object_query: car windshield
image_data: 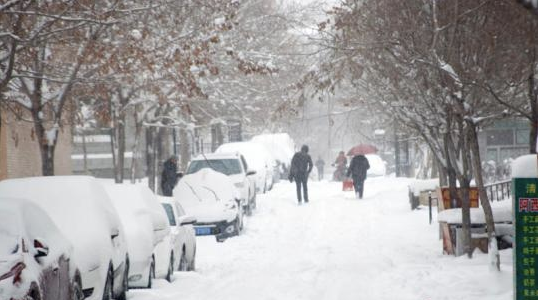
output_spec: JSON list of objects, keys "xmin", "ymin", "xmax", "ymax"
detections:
[
  {"xmin": 161, "ymin": 203, "xmax": 176, "ymax": 226},
  {"xmin": 187, "ymin": 159, "xmax": 242, "ymax": 175}
]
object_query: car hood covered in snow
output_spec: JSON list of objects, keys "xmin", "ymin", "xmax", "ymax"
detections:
[{"xmin": 173, "ymin": 168, "xmax": 239, "ymax": 223}]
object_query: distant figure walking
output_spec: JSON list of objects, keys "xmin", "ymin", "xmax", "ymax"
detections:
[
  {"xmin": 289, "ymin": 145, "xmax": 313, "ymax": 204},
  {"xmin": 346, "ymin": 154, "xmax": 370, "ymax": 199},
  {"xmin": 161, "ymin": 156, "xmax": 179, "ymax": 196},
  {"xmin": 333, "ymin": 151, "xmax": 347, "ymax": 181},
  {"xmin": 315, "ymin": 157, "xmax": 325, "ymax": 180}
]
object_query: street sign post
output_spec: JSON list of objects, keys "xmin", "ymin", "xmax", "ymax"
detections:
[{"xmin": 514, "ymin": 177, "xmax": 538, "ymax": 299}]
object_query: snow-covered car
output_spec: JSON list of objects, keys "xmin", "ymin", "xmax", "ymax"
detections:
[
  {"xmin": 365, "ymin": 154, "xmax": 387, "ymax": 177},
  {"xmin": 186, "ymin": 152, "xmax": 257, "ymax": 215},
  {"xmin": 0, "ymin": 176, "xmax": 129, "ymax": 300},
  {"xmin": 174, "ymin": 168, "xmax": 243, "ymax": 242},
  {"xmin": 215, "ymin": 142, "xmax": 275, "ymax": 193},
  {"xmin": 0, "ymin": 198, "xmax": 83, "ymax": 300},
  {"xmin": 111, "ymin": 185, "xmax": 172, "ymax": 284},
  {"xmin": 159, "ymin": 196, "xmax": 197, "ymax": 271},
  {"xmin": 251, "ymin": 133, "xmax": 295, "ymax": 184},
  {"xmin": 103, "ymin": 184, "xmax": 169, "ymax": 288}
]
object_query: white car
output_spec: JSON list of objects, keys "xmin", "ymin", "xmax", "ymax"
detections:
[
  {"xmin": 186, "ymin": 152, "xmax": 257, "ymax": 215},
  {"xmin": 103, "ymin": 184, "xmax": 168, "ymax": 288},
  {"xmin": 159, "ymin": 196, "xmax": 197, "ymax": 271},
  {"xmin": 365, "ymin": 154, "xmax": 387, "ymax": 177},
  {"xmin": 174, "ymin": 168, "xmax": 243, "ymax": 242},
  {"xmin": 0, "ymin": 176, "xmax": 129, "ymax": 300},
  {"xmin": 126, "ymin": 186, "xmax": 172, "ymax": 284},
  {"xmin": 0, "ymin": 198, "xmax": 83, "ymax": 300},
  {"xmin": 216, "ymin": 142, "xmax": 275, "ymax": 193}
]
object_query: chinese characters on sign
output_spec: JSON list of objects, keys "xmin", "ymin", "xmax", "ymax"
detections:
[{"xmin": 515, "ymin": 179, "xmax": 538, "ymax": 299}]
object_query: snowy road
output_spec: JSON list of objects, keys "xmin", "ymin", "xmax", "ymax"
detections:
[{"xmin": 130, "ymin": 177, "xmax": 512, "ymax": 300}]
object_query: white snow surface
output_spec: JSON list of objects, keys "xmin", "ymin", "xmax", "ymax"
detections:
[
  {"xmin": 512, "ymin": 154, "xmax": 538, "ymax": 178},
  {"xmin": 437, "ymin": 200, "xmax": 512, "ymax": 224},
  {"xmin": 129, "ymin": 177, "xmax": 512, "ymax": 300},
  {"xmin": 408, "ymin": 178, "xmax": 439, "ymax": 196}
]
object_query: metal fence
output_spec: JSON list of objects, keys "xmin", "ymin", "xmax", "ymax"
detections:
[{"xmin": 484, "ymin": 180, "xmax": 511, "ymax": 202}]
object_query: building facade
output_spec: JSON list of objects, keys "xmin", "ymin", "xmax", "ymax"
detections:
[{"xmin": 0, "ymin": 107, "xmax": 72, "ymax": 180}]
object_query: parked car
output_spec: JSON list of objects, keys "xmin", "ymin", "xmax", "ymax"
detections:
[
  {"xmin": 0, "ymin": 198, "xmax": 83, "ymax": 300},
  {"xmin": 103, "ymin": 184, "xmax": 165, "ymax": 288},
  {"xmin": 186, "ymin": 152, "xmax": 257, "ymax": 215},
  {"xmin": 365, "ymin": 154, "xmax": 387, "ymax": 177},
  {"xmin": 133, "ymin": 186, "xmax": 173, "ymax": 283},
  {"xmin": 0, "ymin": 176, "xmax": 129, "ymax": 300},
  {"xmin": 159, "ymin": 196, "xmax": 197, "ymax": 271},
  {"xmin": 215, "ymin": 142, "xmax": 275, "ymax": 193},
  {"xmin": 174, "ymin": 168, "xmax": 243, "ymax": 242}
]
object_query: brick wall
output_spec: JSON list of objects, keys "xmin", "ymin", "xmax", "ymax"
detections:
[{"xmin": 0, "ymin": 107, "xmax": 72, "ymax": 179}]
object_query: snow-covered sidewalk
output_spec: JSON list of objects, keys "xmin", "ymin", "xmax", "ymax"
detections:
[{"xmin": 129, "ymin": 177, "xmax": 512, "ymax": 300}]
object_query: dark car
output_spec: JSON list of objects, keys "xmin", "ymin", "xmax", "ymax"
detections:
[{"xmin": 0, "ymin": 198, "xmax": 83, "ymax": 300}]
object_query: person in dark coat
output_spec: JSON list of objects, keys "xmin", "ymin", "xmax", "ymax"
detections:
[
  {"xmin": 346, "ymin": 154, "xmax": 370, "ymax": 199},
  {"xmin": 289, "ymin": 145, "xmax": 313, "ymax": 204},
  {"xmin": 315, "ymin": 156, "xmax": 325, "ymax": 180},
  {"xmin": 161, "ymin": 156, "xmax": 179, "ymax": 197}
]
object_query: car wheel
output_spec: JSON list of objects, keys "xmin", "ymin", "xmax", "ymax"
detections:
[
  {"xmin": 102, "ymin": 266, "xmax": 113, "ymax": 300},
  {"xmin": 117, "ymin": 259, "xmax": 129, "ymax": 300},
  {"xmin": 234, "ymin": 218, "xmax": 241, "ymax": 236},
  {"xmin": 147, "ymin": 257, "xmax": 155, "ymax": 289},
  {"xmin": 26, "ymin": 283, "xmax": 41, "ymax": 300},
  {"xmin": 245, "ymin": 203, "xmax": 252, "ymax": 216},
  {"xmin": 71, "ymin": 277, "xmax": 84, "ymax": 300},
  {"xmin": 188, "ymin": 247, "xmax": 196, "ymax": 271},
  {"xmin": 166, "ymin": 252, "xmax": 174, "ymax": 282},
  {"xmin": 179, "ymin": 249, "xmax": 189, "ymax": 271}
]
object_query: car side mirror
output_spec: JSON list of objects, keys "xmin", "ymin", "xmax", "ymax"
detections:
[
  {"xmin": 177, "ymin": 172, "xmax": 184, "ymax": 179},
  {"xmin": 246, "ymin": 170, "xmax": 256, "ymax": 176},
  {"xmin": 111, "ymin": 228, "xmax": 120, "ymax": 240},
  {"xmin": 34, "ymin": 238, "xmax": 49, "ymax": 258},
  {"xmin": 179, "ymin": 216, "xmax": 197, "ymax": 226}
]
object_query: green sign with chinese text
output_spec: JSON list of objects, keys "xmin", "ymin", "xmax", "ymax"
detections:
[{"xmin": 515, "ymin": 178, "xmax": 538, "ymax": 299}]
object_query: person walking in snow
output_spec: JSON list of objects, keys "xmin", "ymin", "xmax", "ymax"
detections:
[
  {"xmin": 315, "ymin": 156, "xmax": 325, "ymax": 180},
  {"xmin": 346, "ymin": 154, "xmax": 370, "ymax": 199},
  {"xmin": 332, "ymin": 151, "xmax": 347, "ymax": 181},
  {"xmin": 289, "ymin": 145, "xmax": 313, "ymax": 204},
  {"xmin": 161, "ymin": 156, "xmax": 179, "ymax": 197}
]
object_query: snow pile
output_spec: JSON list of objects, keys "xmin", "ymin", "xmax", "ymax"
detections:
[
  {"xmin": 438, "ymin": 200, "xmax": 512, "ymax": 224},
  {"xmin": 512, "ymin": 154, "xmax": 538, "ymax": 178},
  {"xmin": 173, "ymin": 168, "xmax": 238, "ymax": 223},
  {"xmin": 251, "ymin": 133, "xmax": 295, "ymax": 166},
  {"xmin": 408, "ymin": 178, "xmax": 439, "ymax": 196}
]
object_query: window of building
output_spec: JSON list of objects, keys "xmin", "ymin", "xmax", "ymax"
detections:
[
  {"xmin": 486, "ymin": 129, "xmax": 514, "ymax": 146},
  {"xmin": 486, "ymin": 149, "xmax": 497, "ymax": 163},
  {"xmin": 516, "ymin": 129, "xmax": 530, "ymax": 145}
]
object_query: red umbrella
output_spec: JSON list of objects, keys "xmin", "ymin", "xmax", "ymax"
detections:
[{"xmin": 347, "ymin": 144, "xmax": 378, "ymax": 156}]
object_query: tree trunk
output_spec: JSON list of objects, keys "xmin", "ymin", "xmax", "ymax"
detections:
[
  {"xmin": 81, "ymin": 130, "xmax": 88, "ymax": 174},
  {"xmin": 130, "ymin": 110, "xmax": 142, "ymax": 184},
  {"xmin": 467, "ymin": 120, "xmax": 500, "ymax": 270},
  {"xmin": 146, "ymin": 127, "xmax": 156, "ymax": 192},
  {"xmin": 530, "ymin": 70, "xmax": 538, "ymax": 154},
  {"xmin": 180, "ymin": 128, "xmax": 191, "ymax": 171}
]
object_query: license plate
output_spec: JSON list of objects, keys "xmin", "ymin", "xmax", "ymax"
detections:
[{"xmin": 195, "ymin": 227, "xmax": 212, "ymax": 235}]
